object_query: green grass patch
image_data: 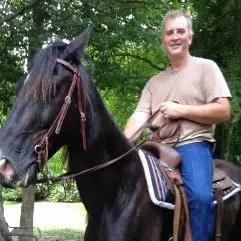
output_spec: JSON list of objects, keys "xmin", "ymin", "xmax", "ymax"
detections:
[
  {"xmin": 41, "ymin": 228, "xmax": 84, "ymax": 241},
  {"xmin": 3, "ymin": 201, "xmax": 20, "ymax": 205}
]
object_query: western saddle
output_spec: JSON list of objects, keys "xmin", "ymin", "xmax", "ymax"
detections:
[{"xmin": 141, "ymin": 141, "xmax": 233, "ymax": 241}]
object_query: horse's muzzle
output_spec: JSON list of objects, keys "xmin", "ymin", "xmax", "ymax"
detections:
[{"xmin": 0, "ymin": 158, "xmax": 37, "ymax": 188}]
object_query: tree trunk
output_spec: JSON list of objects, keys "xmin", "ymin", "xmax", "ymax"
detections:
[
  {"xmin": 19, "ymin": 185, "xmax": 36, "ymax": 241},
  {"xmin": 0, "ymin": 186, "xmax": 12, "ymax": 241},
  {"xmin": 0, "ymin": 212, "xmax": 12, "ymax": 241},
  {"xmin": 19, "ymin": 2, "xmax": 50, "ymax": 240}
]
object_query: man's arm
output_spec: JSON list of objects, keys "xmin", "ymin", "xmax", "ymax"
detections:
[
  {"xmin": 160, "ymin": 97, "xmax": 231, "ymax": 124},
  {"xmin": 123, "ymin": 112, "xmax": 150, "ymax": 142}
]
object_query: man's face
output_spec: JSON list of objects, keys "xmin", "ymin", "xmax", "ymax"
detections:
[{"xmin": 162, "ymin": 16, "xmax": 192, "ymax": 58}]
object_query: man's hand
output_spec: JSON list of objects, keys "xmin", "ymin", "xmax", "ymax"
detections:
[
  {"xmin": 160, "ymin": 98, "xmax": 230, "ymax": 124},
  {"xmin": 160, "ymin": 101, "xmax": 183, "ymax": 119}
]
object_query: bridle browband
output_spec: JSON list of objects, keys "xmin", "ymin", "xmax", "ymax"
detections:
[{"xmin": 34, "ymin": 58, "xmax": 87, "ymax": 170}]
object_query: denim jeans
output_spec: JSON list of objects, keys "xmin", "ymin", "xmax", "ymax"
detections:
[{"xmin": 176, "ymin": 141, "xmax": 214, "ymax": 241}]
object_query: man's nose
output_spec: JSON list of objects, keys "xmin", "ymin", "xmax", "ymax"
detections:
[{"xmin": 171, "ymin": 31, "xmax": 179, "ymax": 40}]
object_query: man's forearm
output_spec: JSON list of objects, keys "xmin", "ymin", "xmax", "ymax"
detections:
[
  {"xmin": 160, "ymin": 98, "xmax": 231, "ymax": 124},
  {"xmin": 123, "ymin": 112, "xmax": 150, "ymax": 141},
  {"xmin": 180, "ymin": 101, "xmax": 231, "ymax": 124}
]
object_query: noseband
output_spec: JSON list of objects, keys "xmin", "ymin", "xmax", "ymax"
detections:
[{"xmin": 34, "ymin": 58, "xmax": 87, "ymax": 169}]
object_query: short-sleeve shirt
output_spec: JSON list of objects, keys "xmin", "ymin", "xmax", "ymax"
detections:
[{"xmin": 135, "ymin": 56, "xmax": 231, "ymax": 146}]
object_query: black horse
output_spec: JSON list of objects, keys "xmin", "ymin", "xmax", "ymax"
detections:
[{"xmin": 0, "ymin": 28, "xmax": 241, "ymax": 241}]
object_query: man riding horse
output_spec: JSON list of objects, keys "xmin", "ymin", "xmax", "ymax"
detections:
[{"xmin": 124, "ymin": 10, "xmax": 231, "ymax": 241}]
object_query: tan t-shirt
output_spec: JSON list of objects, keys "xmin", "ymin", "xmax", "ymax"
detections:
[{"xmin": 135, "ymin": 56, "xmax": 231, "ymax": 146}]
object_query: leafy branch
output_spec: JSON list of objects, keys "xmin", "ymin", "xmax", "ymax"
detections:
[
  {"xmin": 116, "ymin": 53, "xmax": 163, "ymax": 70},
  {"xmin": 0, "ymin": 0, "xmax": 41, "ymax": 26}
]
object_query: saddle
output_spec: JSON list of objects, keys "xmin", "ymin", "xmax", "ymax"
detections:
[{"xmin": 141, "ymin": 141, "xmax": 232, "ymax": 241}]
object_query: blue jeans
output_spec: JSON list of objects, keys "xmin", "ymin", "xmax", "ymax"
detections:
[{"xmin": 176, "ymin": 141, "xmax": 214, "ymax": 241}]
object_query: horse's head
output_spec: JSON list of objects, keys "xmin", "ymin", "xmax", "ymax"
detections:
[{"xmin": 0, "ymin": 27, "xmax": 92, "ymax": 188}]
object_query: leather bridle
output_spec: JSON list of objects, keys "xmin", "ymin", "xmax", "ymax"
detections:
[
  {"xmin": 34, "ymin": 58, "xmax": 181, "ymax": 183},
  {"xmin": 34, "ymin": 58, "xmax": 87, "ymax": 170}
]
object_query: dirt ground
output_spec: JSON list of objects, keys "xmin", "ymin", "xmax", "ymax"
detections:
[{"xmin": 3, "ymin": 202, "xmax": 87, "ymax": 230}]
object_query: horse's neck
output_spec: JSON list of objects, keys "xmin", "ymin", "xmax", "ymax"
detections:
[
  {"xmin": 86, "ymin": 92, "xmax": 134, "ymax": 162},
  {"xmin": 70, "ymin": 111, "xmax": 138, "ymax": 173},
  {"xmin": 69, "ymin": 104, "xmax": 142, "ymax": 214}
]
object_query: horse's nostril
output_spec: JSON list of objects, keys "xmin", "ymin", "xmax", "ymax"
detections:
[{"xmin": 0, "ymin": 158, "xmax": 13, "ymax": 179}]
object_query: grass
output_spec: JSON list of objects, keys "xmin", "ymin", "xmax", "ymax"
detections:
[
  {"xmin": 7, "ymin": 228, "xmax": 84, "ymax": 241},
  {"xmin": 4, "ymin": 202, "xmax": 87, "ymax": 240},
  {"xmin": 41, "ymin": 228, "xmax": 84, "ymax": 240},
  {"xmin": 3, "ymin": 201, "xmax": 19, "ymax": 205}
]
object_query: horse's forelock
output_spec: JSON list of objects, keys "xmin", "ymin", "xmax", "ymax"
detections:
[
  {"xmin": 24, "ymin": 39, "xmax": 93, "ymax": 116},
  {"xmin": 26, "ymin": 41, "xmax": 68, "ymax": 101}
]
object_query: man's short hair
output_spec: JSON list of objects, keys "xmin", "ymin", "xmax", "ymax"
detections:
[{"xmin": 161, "ymin": 10, "xmax": 194, "ymax": 37}]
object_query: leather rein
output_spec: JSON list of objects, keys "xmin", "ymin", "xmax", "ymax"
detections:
[
  {"xmin": 36, "ymin": 58, "xmax": 181, "ymax": 184},
  {"xmin": 37, "ymin": 108, "xmax": 160, "ymax": 184}
]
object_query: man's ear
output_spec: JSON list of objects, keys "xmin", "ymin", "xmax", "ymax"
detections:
[{"xmin": 188, "ymin": 34, "xmax": 193, "ymax": 46}]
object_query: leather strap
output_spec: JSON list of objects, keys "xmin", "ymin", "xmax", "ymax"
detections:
[
  {"xmin": 158, "ymin": 162, "xmax": 193, "ymax": 241},
  {"xmin": 173, "ymin": 184, "xmax": 182, "ymax": 241},
  {"xmin": 215, "ymin": 187, "xmax": 223, "ymax": 241},
  {"xmin": 37, "ymin": 138, "xmax": 148, "ymax": 183},
  {"xmin": 179, "ymin": 184, "xmax": 193, "ymax": 241}
]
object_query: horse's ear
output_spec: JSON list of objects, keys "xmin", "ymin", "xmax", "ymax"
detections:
[{"xmin": 64, "ymin": 24, "xmax": 92, "ymax": 59}]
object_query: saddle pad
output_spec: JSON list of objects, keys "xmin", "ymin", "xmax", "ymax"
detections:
[
  {"xmin": 138, "ymin": 149, "xmax": 175, "ymax": 210},
  {"xmin": 138, "ymin": 149, "xmax": 241, "ymax": 210}
]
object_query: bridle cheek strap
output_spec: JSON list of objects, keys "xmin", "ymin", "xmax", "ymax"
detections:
[
  {"xmin": 35, "ymin": 58, "xmax": 87, "ymax": 169},
  {"xmin": 76, "ymin": 75, "xmax": 87, "ymax": 150},
  {"xmin": 56, "ymin": 58, "xmax": 87, "ymax": 150}
]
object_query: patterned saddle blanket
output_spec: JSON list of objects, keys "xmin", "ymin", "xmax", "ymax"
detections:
[{"xmin": 138, "ymin": 149, "xmax": 241, "ymax": 210}]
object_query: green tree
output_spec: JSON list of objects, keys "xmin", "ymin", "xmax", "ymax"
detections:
[{"xmin": 192, "ymin": 0, "xmax": 241, "ymax": 162}]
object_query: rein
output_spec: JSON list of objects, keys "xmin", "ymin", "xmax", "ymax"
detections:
[
  {"xmin": 37, "ymin": 107, "xmax": 181, "ymax": 184},
  {"xmin": 37, "ymin": 141, "xmax": 143, "ymax": 183},
  {"xmin": 34, "ymin": 58, "xmax": 87, "ymax": 170},
  {"xmin": 37, "ymin": 109, "xmax": 161, "ymax": 184}
]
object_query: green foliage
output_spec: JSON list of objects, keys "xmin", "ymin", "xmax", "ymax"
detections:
[
  {"xmin": 191, "ymin": 0, "xmax": 241, "ymax": 162},
  {"xmin": 224, "ymin": 51, "xmax": 241, "ymax": 123},
  {"xmin": 223, "ymin": 51, "xmax": 241, "ymax": 163},
  {"xmin": 227, "ymin": 121, "xmax": 241, "ymax": 164},
  {"xmin": 2, "ymin": 188, "xmax": 22, "ymax": 202},
  {"xmin": 45, "ymin": 181, "xmax": 79, "ymax": 202},
  {"xmin": 37, "ymin": 149, "xmax": 79, "ymax": 202}
]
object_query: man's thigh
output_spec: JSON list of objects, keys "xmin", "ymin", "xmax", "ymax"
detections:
[{"xmin": 176, "ymin": 141, "xmax": 213, "ymax": 195}]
